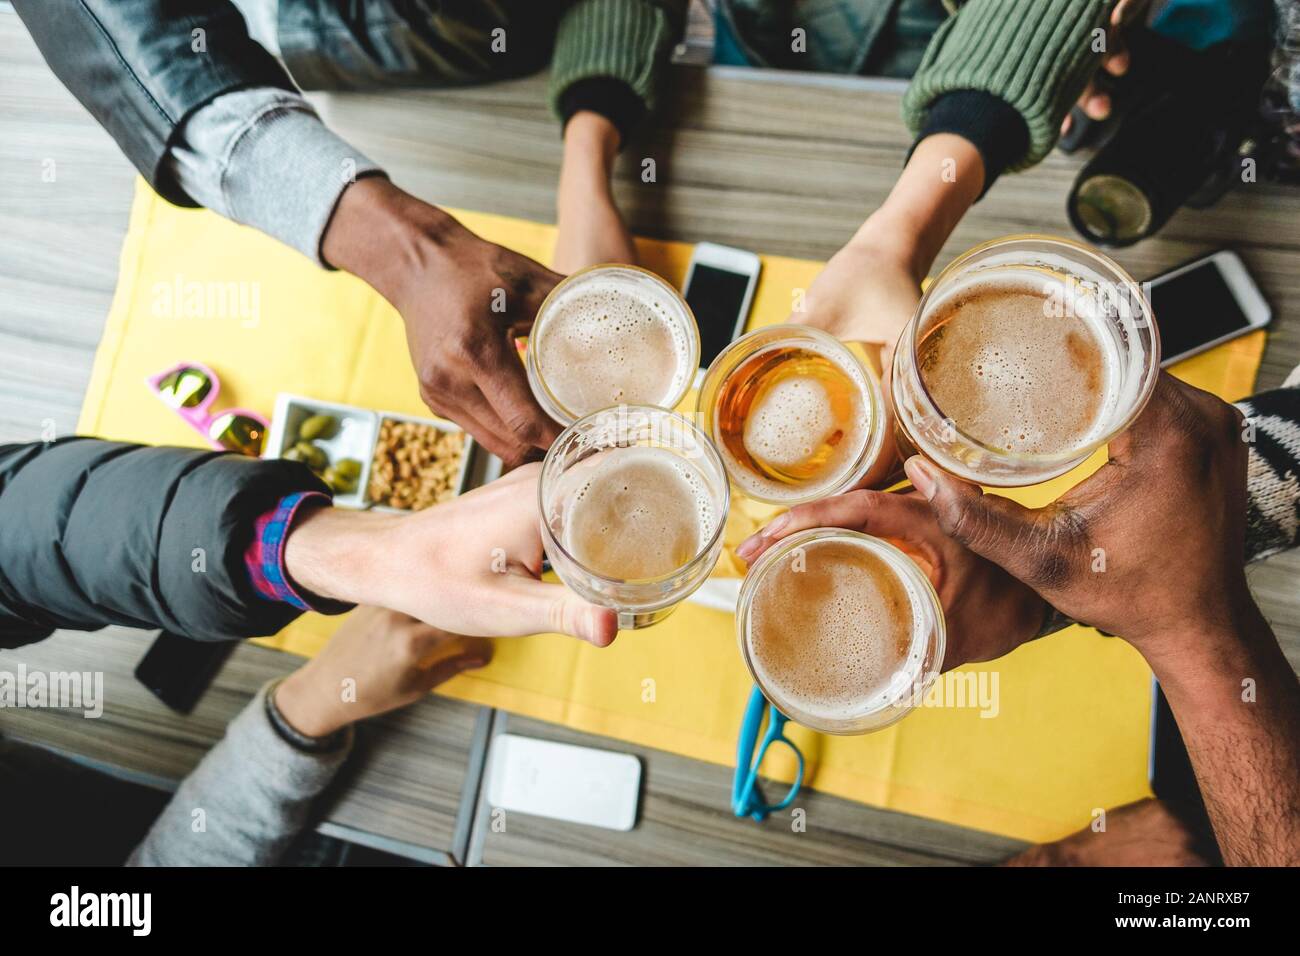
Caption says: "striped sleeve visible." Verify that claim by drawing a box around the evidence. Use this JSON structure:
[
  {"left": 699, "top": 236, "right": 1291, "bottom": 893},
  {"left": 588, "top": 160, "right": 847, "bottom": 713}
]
[
  {"left": 549, "top": 0, "right": 688, "bottom": 120},
  {"left": 902, "top": 0, "right": 1112, "bottom": 169},
  {"left": 1239, "top": 367, "right": 1300, "bottom": 562}
]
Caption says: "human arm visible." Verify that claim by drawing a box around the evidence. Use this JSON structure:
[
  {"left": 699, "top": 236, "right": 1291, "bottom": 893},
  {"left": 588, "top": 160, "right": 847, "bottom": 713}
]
[
  {"left": 796, "top": 0, "right": 1122, "bottom": 355},
  {"left": 555, "top": 111, "right": 640, "bottom": 272},
  {"left": 791, "top": 133, "right": 985, "bottom": 359},
  {"left": 282, "top": 462, "right": 618, "bottom": 646},
  {"left": 0, "top": 439, "right": 614, "bottom": 648},
  {"left": 898, "top": 372, "right": 1300, "bottom": 865},
  {"left": 320, "top": 178, "right": 566, "bottom": 465},
  {"left": 549, "top": 0, "right": 687, "bottom": 272},
  {"left": 903, "top": 0, "right": 1114, "bottom": 173},
  {"left": 1144, "top": 604, "right": 1300, "bottom": 866},
  {"left": 10, "top": 0, "right": 296, "bottom": 208},
  {"left": 0, "top": 438, "right": 331, "bottom": 647},
  {"left": 127, "top": 608, "right": 489, "bottom": 866},
  {"left": 14, "top": 1, "right": 566, "bottom": 463}
]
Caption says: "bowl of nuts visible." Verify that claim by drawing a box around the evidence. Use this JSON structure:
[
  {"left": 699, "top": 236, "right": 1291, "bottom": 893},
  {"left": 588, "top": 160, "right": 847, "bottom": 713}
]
[{"left": 367, "top": 412, "right": 473, "bottom": 512}]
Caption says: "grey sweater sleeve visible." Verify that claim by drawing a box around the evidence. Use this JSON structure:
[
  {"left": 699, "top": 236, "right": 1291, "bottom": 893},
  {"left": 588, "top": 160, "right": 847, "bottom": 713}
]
[
  {"left": 127, "top": 682, "right": 352, "bottom": 866},
  {"left": 161, "top": 88, "right": 384, "bottom": 267}
]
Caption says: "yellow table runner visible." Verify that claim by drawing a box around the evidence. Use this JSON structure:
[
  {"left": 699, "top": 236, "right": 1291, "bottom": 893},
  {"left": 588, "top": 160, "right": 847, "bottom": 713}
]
[{"left": 80, "top": 181, "right": 1265, "bottom": 842}]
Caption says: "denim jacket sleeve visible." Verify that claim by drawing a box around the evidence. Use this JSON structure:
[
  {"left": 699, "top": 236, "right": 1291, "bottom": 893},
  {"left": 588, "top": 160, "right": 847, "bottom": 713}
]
[{"left": 12, "top": 0, "right": 296, "bottom": 206}]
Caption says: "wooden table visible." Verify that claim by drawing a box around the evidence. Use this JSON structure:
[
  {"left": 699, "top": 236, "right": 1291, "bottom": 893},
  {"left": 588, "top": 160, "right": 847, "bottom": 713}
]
[{"left": 3, "top": 6, "right": 1298, "bottom": 865}]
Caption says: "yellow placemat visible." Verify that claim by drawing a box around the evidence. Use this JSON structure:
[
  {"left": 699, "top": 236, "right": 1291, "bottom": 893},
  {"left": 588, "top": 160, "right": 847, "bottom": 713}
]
[{"left": 81, "top": 181, "right": 1265, "bottom": 843}]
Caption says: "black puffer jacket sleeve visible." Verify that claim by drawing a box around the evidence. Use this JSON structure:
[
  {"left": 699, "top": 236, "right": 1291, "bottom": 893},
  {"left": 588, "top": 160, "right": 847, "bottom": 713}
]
[
  {"left": 11, "top": 0, "right": 297, "bottom": 207},
  {"left": 0, "top": 438, "right": 330, "bottom": 648}
]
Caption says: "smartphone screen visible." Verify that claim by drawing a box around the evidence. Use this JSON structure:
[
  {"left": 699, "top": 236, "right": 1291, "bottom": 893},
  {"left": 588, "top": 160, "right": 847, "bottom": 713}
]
[
  {"left": 685, "top": 264, "right": 753, "bottom": 368},
  {"left": 1149, "top": 262, "right": 1253, "bottom": 363},
  {"left": 135, "top": 631, "right": 235, "bottom": 714}
]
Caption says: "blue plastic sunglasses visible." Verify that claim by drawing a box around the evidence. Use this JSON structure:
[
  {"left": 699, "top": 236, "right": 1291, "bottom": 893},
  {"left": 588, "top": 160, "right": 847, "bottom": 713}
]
[{"left": 731, "top": 685, "right": 806, "bottom": 822}]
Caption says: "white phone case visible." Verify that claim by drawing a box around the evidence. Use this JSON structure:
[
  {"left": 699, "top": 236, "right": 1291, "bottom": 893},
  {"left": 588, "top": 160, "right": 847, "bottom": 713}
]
[{"left": 485, "top": 734, "right": 641, "bottom": 831}]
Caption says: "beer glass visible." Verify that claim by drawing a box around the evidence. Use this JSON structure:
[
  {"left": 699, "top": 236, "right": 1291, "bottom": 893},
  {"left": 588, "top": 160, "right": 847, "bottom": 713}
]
[
  {"left": 697, "top": 324, "right": 885, "bottom": 504},
  {"left": 539, "top": 405, "right": 729, "bottom": 630},
  {"left": 736, "top": 529, "right": 945, "bottom": 735},
  {"left": 526, "top": 264, "right": 700, "bottom": 425},
  {"left": 891, "top": 235, "right": 1160, "bottom": 487}
]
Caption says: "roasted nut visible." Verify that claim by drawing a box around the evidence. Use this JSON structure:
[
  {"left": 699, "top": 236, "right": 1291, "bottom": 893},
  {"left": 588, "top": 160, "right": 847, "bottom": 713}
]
[{"left": 367, "top": 418, "right": 465, "bottom": 511}]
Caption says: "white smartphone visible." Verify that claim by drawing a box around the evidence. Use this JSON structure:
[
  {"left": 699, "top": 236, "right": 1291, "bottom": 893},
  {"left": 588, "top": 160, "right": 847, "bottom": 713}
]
[
  {"left": 1147, "top": 250, "right": 1271, "bottom": 366},
  {"left": 683, "top": 242, "right": 762, "bottom": 370},
  {"left": 485, "top": 734, "right": 641, "bottom": 831}
]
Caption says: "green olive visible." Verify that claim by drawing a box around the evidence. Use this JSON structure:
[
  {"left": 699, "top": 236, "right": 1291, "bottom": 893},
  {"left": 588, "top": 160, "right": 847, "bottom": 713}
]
[
  {"left": 297, "top": 414, "right": 339, "bottom": 441},
  {"left": 294, "top": 441, "right": 328, "bottom": 471},
  {"left": 322, "top": 466, "right": 358, "bottom": 495},
  {"left": 333, "top": 458, "right": 362, "bottom": 481},
  {"left": 282, "top": 446, "right": 306, "bottom": 463}
]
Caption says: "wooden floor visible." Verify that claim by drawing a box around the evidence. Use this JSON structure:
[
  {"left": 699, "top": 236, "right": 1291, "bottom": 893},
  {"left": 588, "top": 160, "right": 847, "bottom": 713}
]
[{"left": 2, "top": 6, "right": 1299, "bottom": 865}]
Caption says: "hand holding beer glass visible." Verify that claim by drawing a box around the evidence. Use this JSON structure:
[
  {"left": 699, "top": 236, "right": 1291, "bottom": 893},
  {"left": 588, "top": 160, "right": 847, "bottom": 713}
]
[
  {"left": 727, "top": 235, "right": 1159, "bottom": 738},
  {"left": 891, "top": 235, "right": 1160, "bottom": 486},
  {"left": 539, "top": 405, "right": 729, "bottom": 630},
  {"left": 526, "top": 236, "right": 1157, "bottom": 746},
  {"left": 695, "top": 324, "right": 948, "bottom": 733}
]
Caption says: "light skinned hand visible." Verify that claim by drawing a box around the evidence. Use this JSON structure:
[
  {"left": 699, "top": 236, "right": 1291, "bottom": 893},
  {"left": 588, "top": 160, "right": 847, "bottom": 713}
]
[
  {"left": 274, "top": 607, "right": 492, "bottom": 738},
  {"left": 782, "top": 240, "right": 919, "bottom": 489},
  {"left": 554, "top": 110, "right": 639, "bottom": 274},
  {"left": 789, "top": 236, "right": 922, "bottom": 368},
  {"left": 788, "top": 134, "right": 988, "bottom": 490},
  {"left": 735, "top": 489, "right": 1048, "bottom": 671},
  {"left": 284, "top": 463, "right": 619, "bottom": 647}
]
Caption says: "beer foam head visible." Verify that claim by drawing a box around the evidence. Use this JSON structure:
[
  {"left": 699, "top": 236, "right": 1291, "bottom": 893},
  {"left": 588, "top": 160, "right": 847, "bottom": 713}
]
[
  {"left": 742, "top": 376, "right": 836, "bottom": 469},
  {"left": 918, "top": 275, "right": 1118, "bottom": 457},
  {"left": 560, "top": 446, "right": 719, "bottom": 580},
  {"left": 718, "top": 339, "right": 873, "bottom": 502},
  {"left": 746, "top": 538, "right": 928, "bottom": 724},
  {"left": 537, "top": 269, "right": 694, "bottom": 419}
]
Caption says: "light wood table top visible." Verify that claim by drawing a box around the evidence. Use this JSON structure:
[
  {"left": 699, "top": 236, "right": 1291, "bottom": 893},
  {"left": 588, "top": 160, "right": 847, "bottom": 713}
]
[{"left": 3, "top": 8, "right": 1298, "bottom": 865}]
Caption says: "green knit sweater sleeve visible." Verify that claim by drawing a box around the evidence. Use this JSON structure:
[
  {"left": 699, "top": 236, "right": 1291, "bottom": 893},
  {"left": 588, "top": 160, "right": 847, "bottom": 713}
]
[
  {"left": 902, "top": 0, "right": 1112, "bottom": 169},
  {"left": 549, "top": 0, "right": 688, "bottom": 116}
]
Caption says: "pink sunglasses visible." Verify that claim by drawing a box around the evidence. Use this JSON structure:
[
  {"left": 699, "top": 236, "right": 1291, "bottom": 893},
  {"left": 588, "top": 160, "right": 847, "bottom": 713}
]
[{"left": 146, "top": 362, "right": 269, "bottom": 456}]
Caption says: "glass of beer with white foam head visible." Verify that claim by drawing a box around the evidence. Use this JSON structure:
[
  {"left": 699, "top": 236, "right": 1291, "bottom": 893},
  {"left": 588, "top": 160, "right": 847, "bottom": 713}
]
[
  {"left": 527, "top": 265, "right": 700, "bottom": 425},
  {"left": 737, "top": 529, "right": 945, "bottom": 734},
  {"left": 697, "top": 325, "right": 886, "bottom": 504},
  {"left": 539, "top": 405, "right": 729, "bottom": 630},
  {"left": 891, "top": 235, "right": 1160, "bottom": 487}
]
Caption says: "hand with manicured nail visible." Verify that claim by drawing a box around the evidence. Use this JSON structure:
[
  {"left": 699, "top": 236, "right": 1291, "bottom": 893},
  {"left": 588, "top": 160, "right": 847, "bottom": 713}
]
[
  {"left": 273, "top": 607, "right": 493, "bottom": 738},
  {"left": 736, "top": 490, "right": 1048, "bottom": 672},
  {"left": 284, "top": 463, "right": 619, "bottom": 648}
]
